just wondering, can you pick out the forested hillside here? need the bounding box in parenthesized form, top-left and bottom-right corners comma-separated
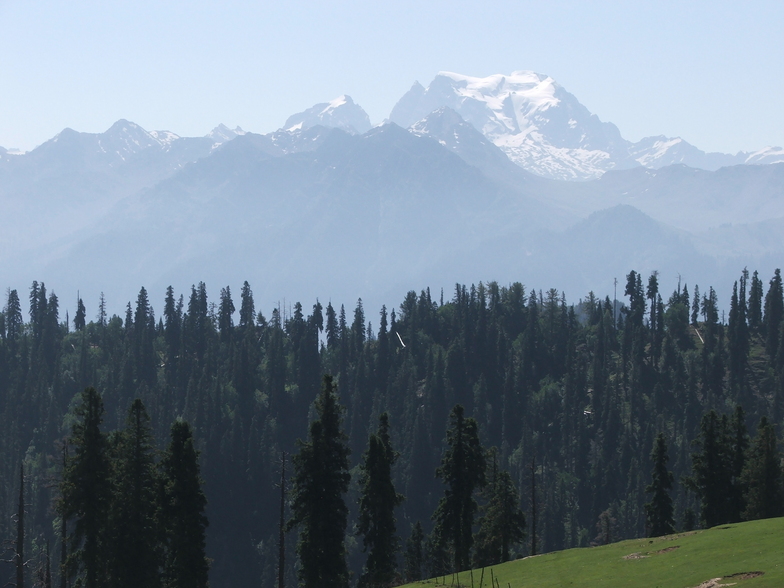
(1, 268, 783, 587)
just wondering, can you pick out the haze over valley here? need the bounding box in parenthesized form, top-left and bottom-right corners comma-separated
(2, 70, 783, 315)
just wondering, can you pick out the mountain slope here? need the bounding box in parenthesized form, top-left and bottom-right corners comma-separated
(12, 123, 564, 312)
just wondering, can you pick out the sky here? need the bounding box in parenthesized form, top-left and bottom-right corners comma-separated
(1, 0, 781, 154)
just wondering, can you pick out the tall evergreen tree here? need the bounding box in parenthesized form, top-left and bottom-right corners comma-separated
(288, 375, 351, 588)
(472, 467, 526, 566)
(160, 421, 209, 588)
(691, 285, 701, 326)
(239, 281, 255, 331)
(432, 404, 486, 572)
(109, 399, 161, 588)
(687, 411, 733, 528)
(74, 297, 86, 332)
(62, 387, 112, 588)
(403, 522, 424, 583)
(748, 271, 764, 331)
(644, 433, 675, 537)
(741, 417, 783, 520)
(357, 413, 404, 588)
(764, 269, 784, 359)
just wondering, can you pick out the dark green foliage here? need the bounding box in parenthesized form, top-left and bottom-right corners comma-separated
(764, 269, 784, 359)
(404, 522, 424, 583)
(74, 297, 86, 332)
(686, 410, 743, 528)
(748, 271, 763, 331)
(109, 399, 161, 588)
(644, 433, 675, 537)
(289, 375, 351, 588)
(473, 466, 526, 566)
(5, 269, 784, 587)
(741, 417, 783, 520)
(160, 421, 209, 588)
(432, 404, 486, 572)
(61, 387, 112, 588)
(357, 413, 404, 588)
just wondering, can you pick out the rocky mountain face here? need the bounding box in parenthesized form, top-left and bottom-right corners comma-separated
(391, 71, 784, 180)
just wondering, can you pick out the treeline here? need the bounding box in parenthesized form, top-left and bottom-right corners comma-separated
(1, 269, 784, 586)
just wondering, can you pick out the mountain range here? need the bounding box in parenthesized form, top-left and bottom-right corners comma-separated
(2, 70, 783, 316)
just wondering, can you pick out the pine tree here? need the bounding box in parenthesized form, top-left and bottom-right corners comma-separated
(432, 404, 486, 572)
(288, 375, 351, 588)
(644, 433, 675, 537)
(160, 421, 209, 588)
(728, 406, 749, 522)
(748, 271, 763, 331)
(691, 285, 700, 326)
(687, 410, 733, 528)
(109, 399, 161, 588)
(357, 413, 404, 588)
(218, 286, 235, 343)
(239, 281, 255, 331)
(62, 387, 112, 588)
(741, 417, 783, 520)
(403, 522, 424, 583)
(74, 297, 86, 332)
(472, 467, 526, 566)
(764, 269, 784, 359)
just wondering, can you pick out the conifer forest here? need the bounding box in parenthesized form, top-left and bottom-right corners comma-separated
(2, 268, 784, 587)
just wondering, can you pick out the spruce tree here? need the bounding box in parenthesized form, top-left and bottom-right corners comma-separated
(357, 413, 404, 588)
(764, 269, 784, 359)
(289, 375, 351, 588)
(403, 522, 424, 583)
(74, 297, 86, 332)
(109, 399, 161, 588)
(687, 411, 733, 528)
(748, 271, 763, 331)
(62, 387, 112, 588)
(644, 433, 675, 537)
(160, 421, 209, 588)
(741, 417, 783, 520)
(432, 404, 486, 572)
(472, 468, 526, 566)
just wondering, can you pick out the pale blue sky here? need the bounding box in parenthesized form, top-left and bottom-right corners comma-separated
(1, 0, 781, 153)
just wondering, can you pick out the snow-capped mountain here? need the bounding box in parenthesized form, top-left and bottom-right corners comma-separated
(283, 95, 371, 134)
(206, 124, 246, 148)
(390, 71, 632, 180)
(392, 71, 784, 180)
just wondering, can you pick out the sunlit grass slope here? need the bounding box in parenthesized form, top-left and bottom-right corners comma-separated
(402, 517, 784, 588)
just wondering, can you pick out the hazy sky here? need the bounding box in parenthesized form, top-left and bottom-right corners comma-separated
(1, 0, 781, 153)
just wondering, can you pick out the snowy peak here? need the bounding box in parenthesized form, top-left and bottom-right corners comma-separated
(391, 71, 629, 180)
(100, 119, 161, 159)
(392, 70, 782, 181)
(207, 124, 246, 148)
(283, 95, 371, 135)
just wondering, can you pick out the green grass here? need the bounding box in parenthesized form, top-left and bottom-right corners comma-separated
(402, 517, 784, 588)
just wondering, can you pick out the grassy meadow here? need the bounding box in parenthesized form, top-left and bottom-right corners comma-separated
(402, 517, 784, 588)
